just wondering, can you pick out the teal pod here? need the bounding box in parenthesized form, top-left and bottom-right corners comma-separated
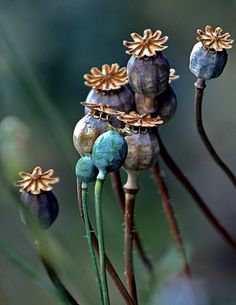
(92, 130, 128, 178)
(76, 156, 98, 185)
(189, 42, 228, 80)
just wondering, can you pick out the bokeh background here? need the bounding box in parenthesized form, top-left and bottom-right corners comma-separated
(0, 1, 236, 304)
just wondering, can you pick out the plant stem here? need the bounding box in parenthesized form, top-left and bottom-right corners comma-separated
(77, 180, 135, 305)
(152, 162, 191, 277)
(36, 243, 79, 305)
(111, 171, 153, 272)
(124, 189, 138, 305)
(194, 78, 236, 188)
(156, 129, 236, 252)
(95, 178, 110, 305)
(81, 185, 104, 305)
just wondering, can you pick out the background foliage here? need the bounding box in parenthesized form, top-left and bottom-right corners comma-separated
(0, 1, 236, 304)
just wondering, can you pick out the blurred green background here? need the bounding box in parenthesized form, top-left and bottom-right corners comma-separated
(0, 1, 236, 304)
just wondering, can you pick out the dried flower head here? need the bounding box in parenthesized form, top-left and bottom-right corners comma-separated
(84, 64, 128, 91)
(169, 68, 180, 83)
(123, 29, 168, 59)
(197, 25, 234, 52)
(117, 111, 164, 127)
(15, 166, 59, 195)
(81, 102, 120, 116)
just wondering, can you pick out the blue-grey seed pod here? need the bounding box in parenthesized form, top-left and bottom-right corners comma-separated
(189, 42, 228, 80)
(75, 156, 98, 185)
(73, 114, 107, 156)
(20, 191, 59, 229)
(92, 130, 128, 177)
(127, 53, 170, 98)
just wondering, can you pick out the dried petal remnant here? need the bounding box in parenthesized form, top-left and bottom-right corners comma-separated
(118, 111, 164, 127)
(123, 29, 168, 59)
(169, 68, 180, 83)
(197, 25, 234, 52)
(15, 166, 59, 195)
(84, 63, 128, 91)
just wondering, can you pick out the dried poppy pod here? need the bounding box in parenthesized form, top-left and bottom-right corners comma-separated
(117, 112, 163, 190)
(84, 63, 135, 115)
(123, 29, 170, 98)
(73, 103, 119, 156)
(135, 85, 177, 123)
(189, 25, 234, 80)
(15, 166, 59, 229)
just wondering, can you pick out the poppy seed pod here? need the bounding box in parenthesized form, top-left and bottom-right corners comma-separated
(127, 53, 170, 98)
(189, 42, 228, 80)
(92, 130, 128, 179)
(73, 113, 107, 156)
(124, 130, 159, 172)
(155, 85, 177, 123)
(85, 86, 135, 114)
(75, 156, 98, 186)
(20, 191, 59, 229)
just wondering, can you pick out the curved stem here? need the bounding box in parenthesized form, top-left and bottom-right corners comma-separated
(36, 244, 79, 305)
(124, 190, 138, 305)
(156, 129, 236, 253)
(95, 178, 110, 305)
(152, 162, 191, 277)
(111, 171, 153, 272)
(194, 78, 236, 188)
(81, 185, 104, 304)
(76, 180, 135, 305)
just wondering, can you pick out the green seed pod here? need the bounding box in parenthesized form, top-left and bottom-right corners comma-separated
(73, 114, 107, 156)
(75, 156, 98, 186)
(92, 130, 128, 179)
(20, 191, 59, 229)
(127, 54, 170, 98)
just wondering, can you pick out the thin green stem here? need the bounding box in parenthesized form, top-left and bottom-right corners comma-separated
(194, 78, 236, 188)
(95, 178, 110, 305)
(81, 186, 104, 305)
(39, 252, 80, 305)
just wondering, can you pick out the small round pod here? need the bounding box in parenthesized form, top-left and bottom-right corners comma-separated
(189, 25, 233, 80)
(155, 85, 177, 123)
(126, 54, 170, 98)
(117, 112, 163, 190)
(75, 156, 98, 187)
(83, 64, 135, 127)
(15, 166, 60, 229)
(92, 130, 128, 179)
(123, 29, 170, 98)
(73, 113, 107, 156)
(189, 42, 228, 80)
(20, 191, 59, 229)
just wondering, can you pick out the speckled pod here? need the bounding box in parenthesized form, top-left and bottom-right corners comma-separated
(92, 130, 128, 177)
(124, 130, 159, 172)
(127, 53, 170, 98)
(85, 86, 135, 128)
(20, 191, 59, 229)
(75, 156, 98, 185)
(189, 42, 228, 80)
(73, 114, 107, 156)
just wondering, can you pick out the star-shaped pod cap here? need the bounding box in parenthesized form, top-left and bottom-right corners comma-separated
(81, 102, 121, 117)
(117, 111, 164, 127)
(84, 63, 128, 91)
(197, 25, 234, 52)
(123, 29, 168, 59)
(15, 166, 59, 195)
